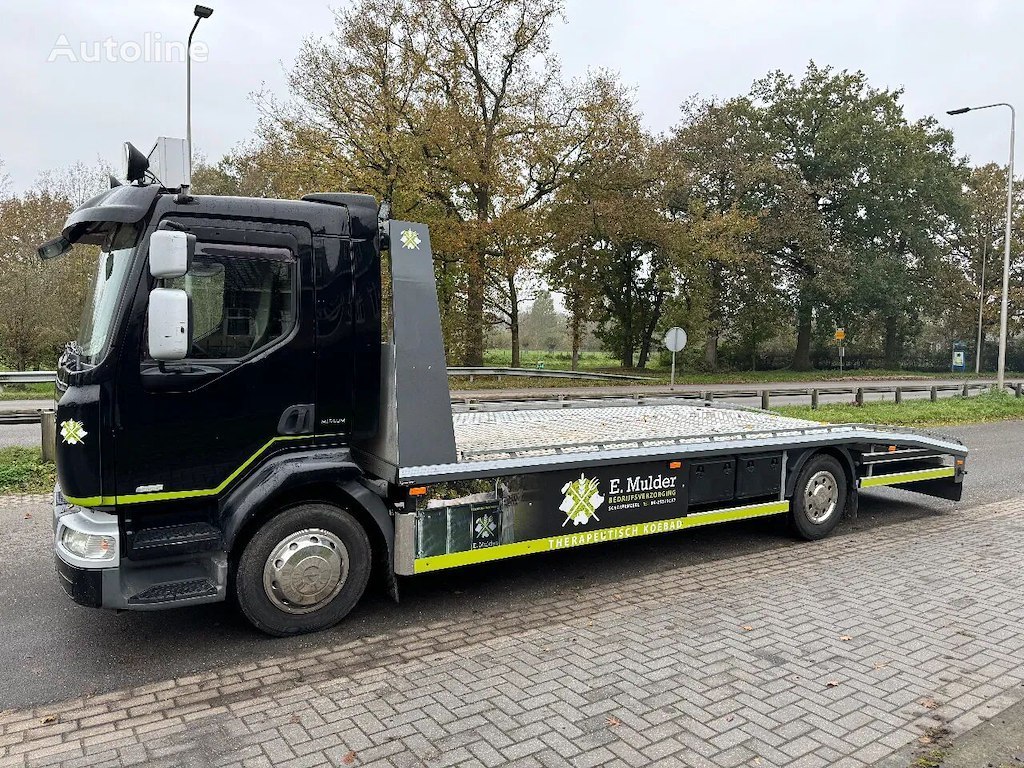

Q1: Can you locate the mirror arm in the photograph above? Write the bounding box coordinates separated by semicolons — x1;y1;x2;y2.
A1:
156;270;168;373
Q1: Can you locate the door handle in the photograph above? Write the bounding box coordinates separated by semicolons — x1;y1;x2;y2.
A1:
140;364;223;393
278;404;315;435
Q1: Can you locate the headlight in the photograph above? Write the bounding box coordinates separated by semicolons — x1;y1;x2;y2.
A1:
60;528;116;561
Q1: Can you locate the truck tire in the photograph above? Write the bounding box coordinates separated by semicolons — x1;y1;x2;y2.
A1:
235;503;372;636
790;454;847;541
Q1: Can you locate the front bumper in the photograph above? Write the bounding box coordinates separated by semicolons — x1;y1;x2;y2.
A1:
55;555;103;607
52;486;119;608
52;486;228;611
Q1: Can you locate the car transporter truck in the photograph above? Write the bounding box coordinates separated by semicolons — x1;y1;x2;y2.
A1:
44;139;968;635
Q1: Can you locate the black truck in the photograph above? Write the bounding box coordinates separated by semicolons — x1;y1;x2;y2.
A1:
46;160;967;635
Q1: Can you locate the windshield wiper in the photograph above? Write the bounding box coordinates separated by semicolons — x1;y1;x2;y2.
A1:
59;341;84;373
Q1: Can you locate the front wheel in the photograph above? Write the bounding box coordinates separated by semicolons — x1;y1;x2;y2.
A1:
790;454;847;541
235;503;371;636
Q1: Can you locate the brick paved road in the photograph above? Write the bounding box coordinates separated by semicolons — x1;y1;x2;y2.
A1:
2;495;1023;768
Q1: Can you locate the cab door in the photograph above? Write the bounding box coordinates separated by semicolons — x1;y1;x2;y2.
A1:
113;219;316;506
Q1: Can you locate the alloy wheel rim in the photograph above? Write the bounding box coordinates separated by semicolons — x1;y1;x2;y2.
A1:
804;470;839;524
263;528;349;614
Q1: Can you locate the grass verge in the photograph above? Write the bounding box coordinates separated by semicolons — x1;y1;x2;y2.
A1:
0;447;55;495
775;391;1024;427
0;383;54;401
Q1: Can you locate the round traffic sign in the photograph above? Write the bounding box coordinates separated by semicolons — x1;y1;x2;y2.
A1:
664;327;687;352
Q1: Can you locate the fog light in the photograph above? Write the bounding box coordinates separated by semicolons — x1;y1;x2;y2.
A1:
61;528;116;560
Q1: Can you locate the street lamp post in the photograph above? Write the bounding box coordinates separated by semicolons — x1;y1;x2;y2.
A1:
948;103;1015;391
186;5;214;187
975;226;988;374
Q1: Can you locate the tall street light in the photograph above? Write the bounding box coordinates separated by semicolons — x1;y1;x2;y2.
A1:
948;103;1015;391
186;5;214;186
975;226;988;374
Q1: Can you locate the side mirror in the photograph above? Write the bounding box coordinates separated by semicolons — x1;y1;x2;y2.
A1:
148;288;192;361
149;230;195;279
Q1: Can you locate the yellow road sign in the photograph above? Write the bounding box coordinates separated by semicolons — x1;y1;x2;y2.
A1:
835;328;846;341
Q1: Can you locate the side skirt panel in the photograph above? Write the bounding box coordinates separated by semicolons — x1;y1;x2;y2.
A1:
413;500;789;574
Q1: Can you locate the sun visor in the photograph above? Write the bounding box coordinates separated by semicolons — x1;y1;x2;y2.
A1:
61;184;161;245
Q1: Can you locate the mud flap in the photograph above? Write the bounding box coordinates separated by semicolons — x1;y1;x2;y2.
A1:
844;485;859;520
387;574;400;603
892;476;963;502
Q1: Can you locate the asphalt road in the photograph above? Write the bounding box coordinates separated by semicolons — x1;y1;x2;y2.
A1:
0;420;1019;713
0;398;50;448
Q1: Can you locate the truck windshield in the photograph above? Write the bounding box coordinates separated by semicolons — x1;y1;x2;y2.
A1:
77;223;141;365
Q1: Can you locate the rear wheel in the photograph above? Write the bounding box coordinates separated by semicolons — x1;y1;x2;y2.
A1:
790;454;847;541
235;503;371;636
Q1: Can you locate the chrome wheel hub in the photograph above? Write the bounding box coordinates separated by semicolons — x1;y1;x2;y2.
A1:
263;528;348;614
804;470;839;524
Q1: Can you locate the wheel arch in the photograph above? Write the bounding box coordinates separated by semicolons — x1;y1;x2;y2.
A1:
219;448;397;599
785;445;858;515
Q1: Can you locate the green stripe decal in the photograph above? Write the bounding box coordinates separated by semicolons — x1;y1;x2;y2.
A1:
69;434;337;508
860;466;956;488
413;500;790;574
64;495;116;507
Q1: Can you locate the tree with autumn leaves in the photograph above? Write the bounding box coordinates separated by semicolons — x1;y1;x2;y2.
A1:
5;2;1022;373
225;0;993;372
0;160;107;370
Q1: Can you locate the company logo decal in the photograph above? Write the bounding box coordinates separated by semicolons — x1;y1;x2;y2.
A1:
400;228;421;250
59;419;88;445
475;513;497;539
560;473;604;527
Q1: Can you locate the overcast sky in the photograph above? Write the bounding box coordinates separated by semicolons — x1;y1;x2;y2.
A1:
1;0;1021;194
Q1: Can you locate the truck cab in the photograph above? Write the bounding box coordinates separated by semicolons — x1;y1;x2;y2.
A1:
51;178;398;634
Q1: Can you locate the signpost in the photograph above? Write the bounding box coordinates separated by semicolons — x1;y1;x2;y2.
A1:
664;327;687;387
952;342;967;373
835;328;846;373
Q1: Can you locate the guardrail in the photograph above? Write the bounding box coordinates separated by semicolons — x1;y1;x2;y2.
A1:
0;412;48;425
0;368;656;387
0;370;56;385
727;382;1003;410
453;381;1023;408
447;366;655;382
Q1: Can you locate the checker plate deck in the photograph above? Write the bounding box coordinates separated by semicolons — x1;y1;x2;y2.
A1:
452;403;837;461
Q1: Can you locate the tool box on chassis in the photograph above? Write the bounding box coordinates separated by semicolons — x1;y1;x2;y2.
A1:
48;183;967;636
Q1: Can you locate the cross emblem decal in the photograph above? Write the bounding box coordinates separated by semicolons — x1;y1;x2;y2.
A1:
60;419;88;446
400;229;421;250
559;474;604;527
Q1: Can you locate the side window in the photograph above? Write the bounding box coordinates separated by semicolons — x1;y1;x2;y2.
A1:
168;243;296;360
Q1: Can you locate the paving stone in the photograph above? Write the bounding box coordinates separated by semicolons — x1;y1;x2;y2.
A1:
3;496;1024;767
